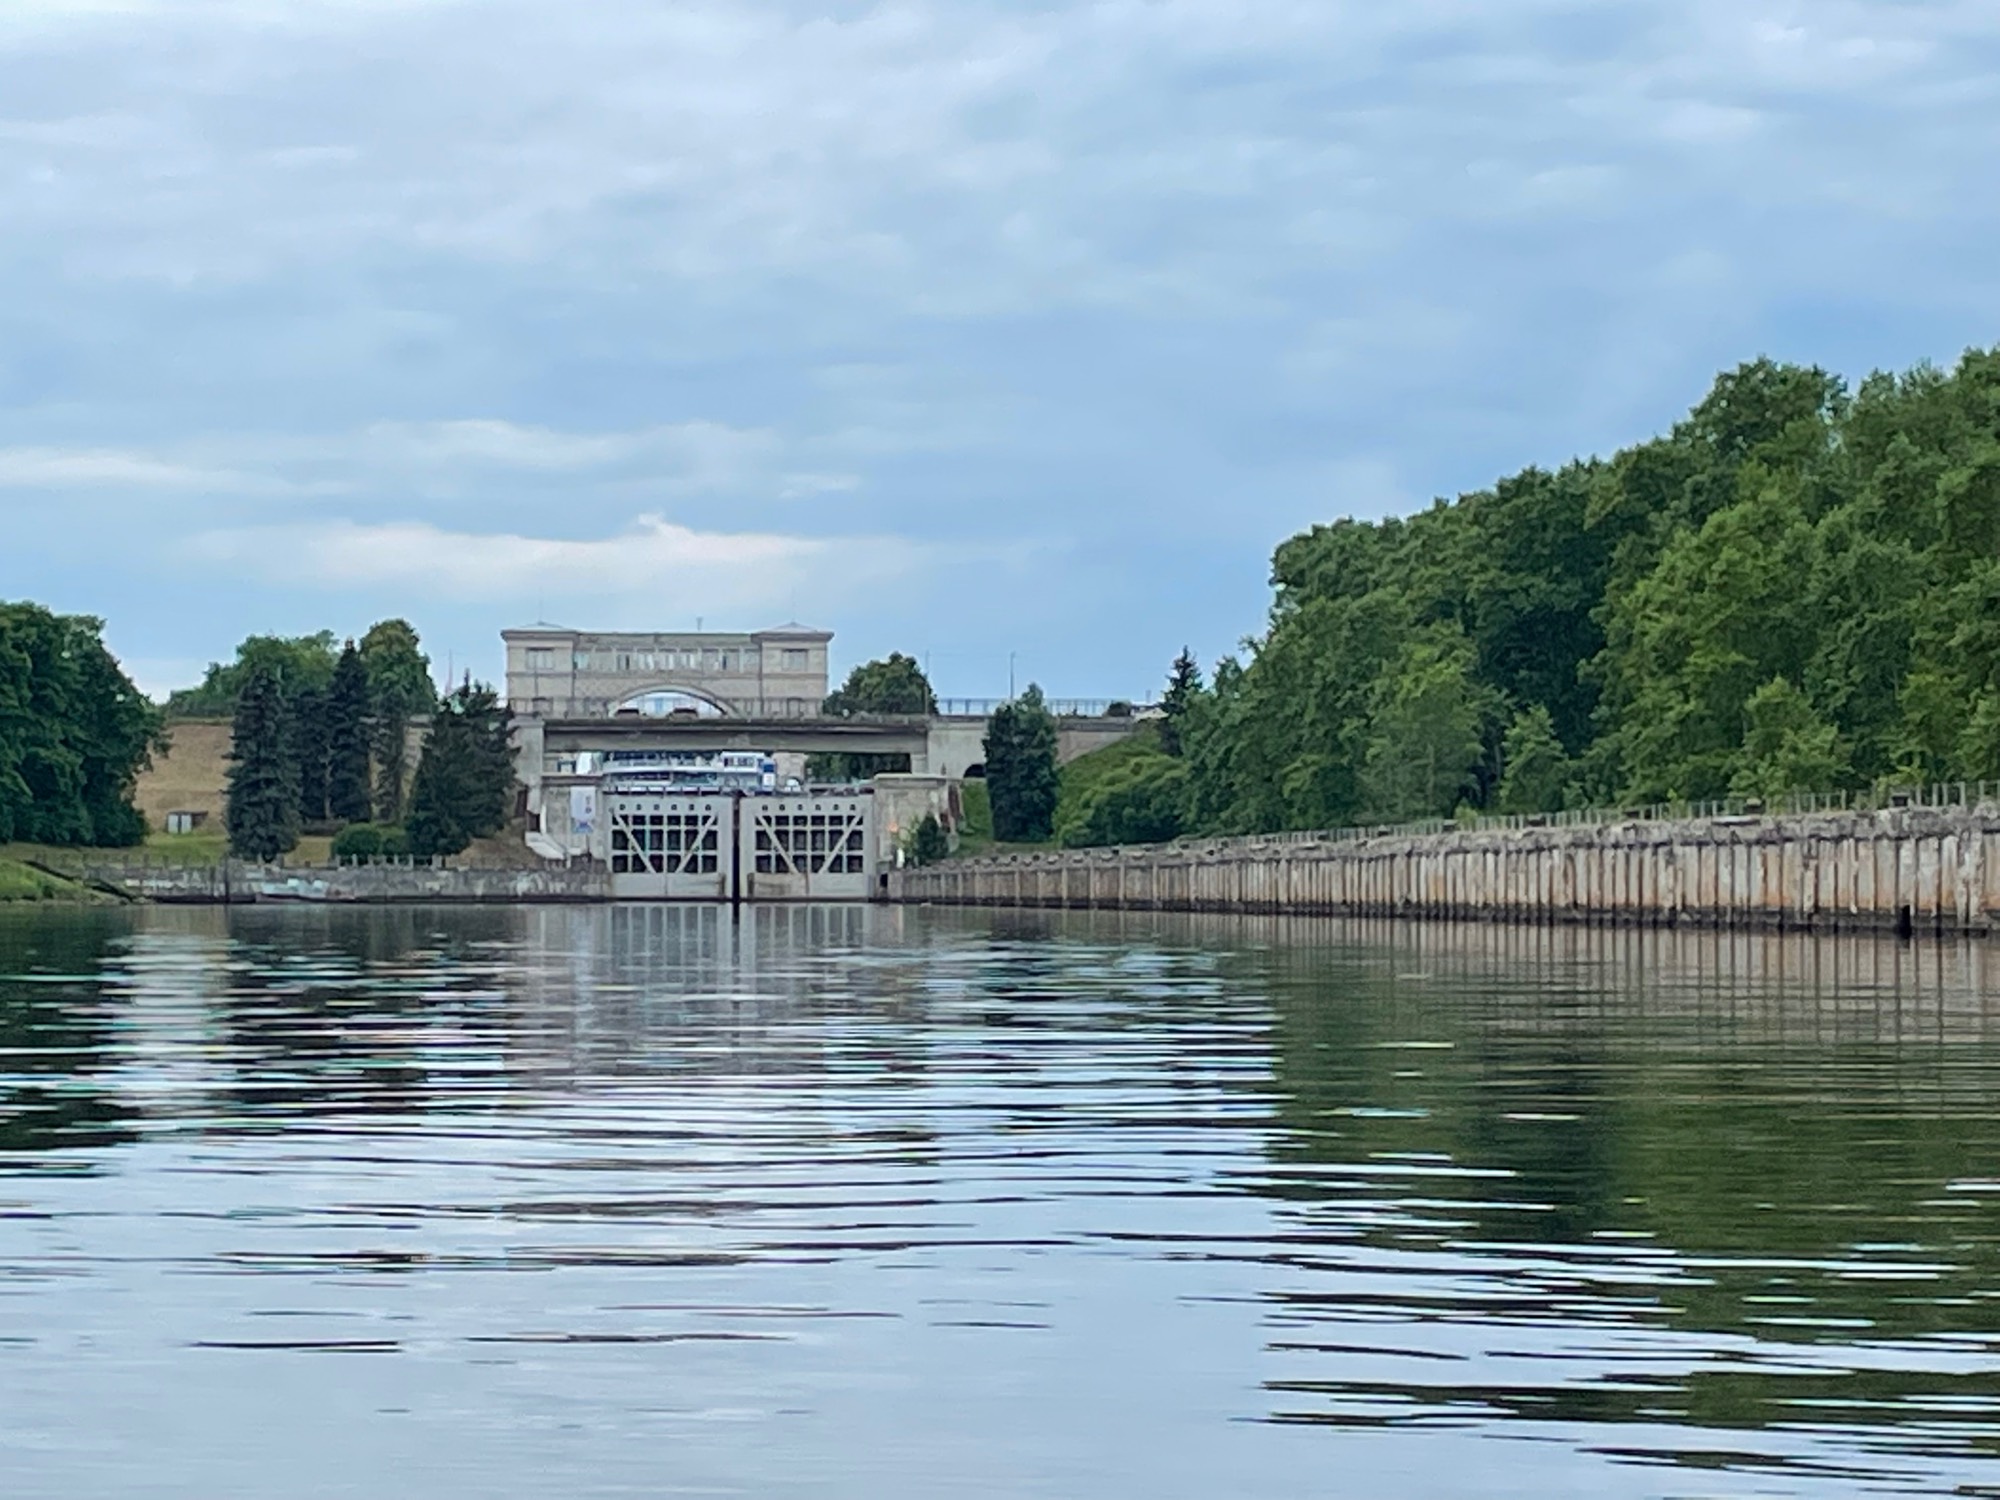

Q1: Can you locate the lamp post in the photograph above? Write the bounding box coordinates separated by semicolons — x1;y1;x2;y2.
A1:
1008;652;1016;701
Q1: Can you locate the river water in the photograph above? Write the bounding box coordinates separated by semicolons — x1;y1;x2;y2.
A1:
3;904;1999;1498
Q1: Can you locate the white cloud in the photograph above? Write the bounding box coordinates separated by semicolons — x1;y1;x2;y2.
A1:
349;419;784;492
0;446;276;491
0;419;821;504
183;513;933;611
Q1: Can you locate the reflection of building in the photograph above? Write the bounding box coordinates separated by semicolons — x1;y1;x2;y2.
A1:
503;624;832;719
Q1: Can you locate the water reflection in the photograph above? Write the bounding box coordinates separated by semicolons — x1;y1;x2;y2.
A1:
0;910;135;1160
1;904;1997;1497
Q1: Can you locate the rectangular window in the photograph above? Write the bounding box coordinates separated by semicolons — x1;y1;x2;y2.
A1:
781;648;807;670
526;647;555;670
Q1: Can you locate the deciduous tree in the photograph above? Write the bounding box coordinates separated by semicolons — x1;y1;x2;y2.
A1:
984;685;1060;843
810;652;936;781
360;619;435;822
0;602;161;847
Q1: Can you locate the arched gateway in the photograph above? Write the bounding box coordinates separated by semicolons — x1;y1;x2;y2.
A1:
504;624;832;719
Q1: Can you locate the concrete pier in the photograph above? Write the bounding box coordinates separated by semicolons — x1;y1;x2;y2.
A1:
889;806;2000;935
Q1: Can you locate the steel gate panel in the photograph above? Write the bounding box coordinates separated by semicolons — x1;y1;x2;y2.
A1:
608;792;730;900
742;793;873;902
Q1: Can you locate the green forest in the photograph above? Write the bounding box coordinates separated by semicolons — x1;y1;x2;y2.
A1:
1065;349;2000;846
0;603;161;847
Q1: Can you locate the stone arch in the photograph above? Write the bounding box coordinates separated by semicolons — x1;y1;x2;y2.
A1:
612;682;735;716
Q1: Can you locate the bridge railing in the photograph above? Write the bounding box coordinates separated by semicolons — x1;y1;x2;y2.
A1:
932;698;1147;719
524;697;1154;721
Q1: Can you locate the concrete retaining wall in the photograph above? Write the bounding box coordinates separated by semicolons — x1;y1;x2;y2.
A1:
81;860;607;905
890;807;2000;934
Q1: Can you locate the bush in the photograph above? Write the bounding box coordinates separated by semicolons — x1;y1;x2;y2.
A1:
905;813;950;867
331;824;408;863
1058;753;1189;848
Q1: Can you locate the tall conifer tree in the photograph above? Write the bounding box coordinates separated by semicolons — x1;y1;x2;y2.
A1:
324;642;373;823
225;662;301;862
405;681;514;858
1159;648;1202;757
293;684;330;824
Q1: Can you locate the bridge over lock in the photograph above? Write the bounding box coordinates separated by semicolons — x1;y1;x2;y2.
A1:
505;625;1144;899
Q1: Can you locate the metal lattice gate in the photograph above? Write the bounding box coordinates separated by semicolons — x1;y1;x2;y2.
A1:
742;794;872;902
608;793;729;900
603;789;874;901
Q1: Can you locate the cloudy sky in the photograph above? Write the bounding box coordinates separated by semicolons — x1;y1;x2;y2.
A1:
4;0;1998;701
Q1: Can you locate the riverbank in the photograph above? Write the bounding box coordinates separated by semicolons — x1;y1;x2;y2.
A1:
52;857;605;905
0;858;70;902
893;802;2000;936
0;856;123;904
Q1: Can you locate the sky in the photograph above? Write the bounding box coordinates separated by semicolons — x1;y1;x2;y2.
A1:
3;0;1999;703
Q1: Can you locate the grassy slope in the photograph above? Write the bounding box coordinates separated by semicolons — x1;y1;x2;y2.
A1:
0;859;64;901
952;724;1164;857
0;857;108;903
3;832;336;874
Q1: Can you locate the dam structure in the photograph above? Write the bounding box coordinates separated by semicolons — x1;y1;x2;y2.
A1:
504;623;1141;900
890;791;2000;937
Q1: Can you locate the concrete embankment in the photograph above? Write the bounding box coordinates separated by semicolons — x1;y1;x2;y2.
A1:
74;860;607;905
890;806;2000;935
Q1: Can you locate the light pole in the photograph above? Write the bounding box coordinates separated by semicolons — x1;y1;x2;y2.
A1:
1008;652;1016;701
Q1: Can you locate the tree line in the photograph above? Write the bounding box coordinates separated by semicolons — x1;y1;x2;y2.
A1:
0;602;161;847
1059;348;2000;846
210;622;514;863
177;622;436;827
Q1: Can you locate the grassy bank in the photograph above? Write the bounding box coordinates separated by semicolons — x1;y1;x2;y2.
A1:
950;726;1165;859
0;857;107;904
2;831;336;880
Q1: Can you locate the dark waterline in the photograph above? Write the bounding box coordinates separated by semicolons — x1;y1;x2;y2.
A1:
3;904;1998;1498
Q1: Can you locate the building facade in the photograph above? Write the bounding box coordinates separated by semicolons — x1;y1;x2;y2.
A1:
503;624;832;719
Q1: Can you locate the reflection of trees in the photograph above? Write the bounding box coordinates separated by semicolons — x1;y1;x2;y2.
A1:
1044;910;2000;1461
1255;939;1626;1248
0;911;134;1159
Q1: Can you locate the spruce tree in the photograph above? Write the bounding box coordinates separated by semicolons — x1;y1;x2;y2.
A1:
983;684;1061;843
405;681;515;858
324;642;373;823
293;684;330;825
459;682;517;837
1159;647;1203;757
225;662;301;862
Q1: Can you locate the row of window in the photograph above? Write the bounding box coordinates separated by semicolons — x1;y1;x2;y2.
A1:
524;647;813;674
